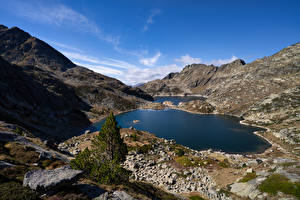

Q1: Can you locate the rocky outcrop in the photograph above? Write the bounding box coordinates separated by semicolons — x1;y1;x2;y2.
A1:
243;86;300;144
23;165;82;192
178;100;215;113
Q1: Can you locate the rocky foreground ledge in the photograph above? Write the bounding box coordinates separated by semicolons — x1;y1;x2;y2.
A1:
61;125;300;200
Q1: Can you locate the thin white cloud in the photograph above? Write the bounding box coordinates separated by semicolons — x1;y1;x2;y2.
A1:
143;9;161;31
9;0;119;45
122;64;181;85
175;54;238;66
206;56;238;66
61;51;101;64
74;62;123;76
47;41;83;53
139;52;161;66
62;50;180;85
174;54;202;65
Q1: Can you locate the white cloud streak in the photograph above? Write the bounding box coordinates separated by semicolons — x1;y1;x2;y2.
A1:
206;56;238;66
49;41;83;53
143;9;161;31
139;52;161;66
10;0;119;45
175;54;238;66
174;54;202;65
62;50;180;85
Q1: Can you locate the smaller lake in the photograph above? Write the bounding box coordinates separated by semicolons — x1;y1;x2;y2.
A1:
91;109;270;154
154;96;206;105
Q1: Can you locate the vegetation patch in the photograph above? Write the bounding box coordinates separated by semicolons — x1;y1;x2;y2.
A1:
71;113;130;185
189;195;205;200
0;175;39;200
239;172;257;183
175;148;185;157
175;156;194;167
218;159;230;168
258;174;300;198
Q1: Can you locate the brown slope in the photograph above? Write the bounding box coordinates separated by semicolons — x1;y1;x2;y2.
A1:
0;25;153;113
0;56;90;141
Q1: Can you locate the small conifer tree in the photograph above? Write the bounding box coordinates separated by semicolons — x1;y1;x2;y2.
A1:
92;112;127;163
71;112;129;184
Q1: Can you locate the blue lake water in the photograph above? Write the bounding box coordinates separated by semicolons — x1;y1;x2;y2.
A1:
91;109;270;154
154;96;206;105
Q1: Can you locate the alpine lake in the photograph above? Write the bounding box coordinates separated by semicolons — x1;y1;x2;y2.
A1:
90;96;271;154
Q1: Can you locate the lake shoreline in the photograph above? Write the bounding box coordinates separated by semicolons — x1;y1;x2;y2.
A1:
89;105;273;156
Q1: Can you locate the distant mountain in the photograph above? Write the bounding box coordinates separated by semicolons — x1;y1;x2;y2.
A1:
141;44;300;144
141;44;300;115
0;25;153;141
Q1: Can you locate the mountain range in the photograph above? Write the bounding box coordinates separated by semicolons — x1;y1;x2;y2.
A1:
0;25;152;141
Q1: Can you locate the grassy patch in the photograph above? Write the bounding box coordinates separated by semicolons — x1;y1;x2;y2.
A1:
218;187;231;197
175;156;194;167
6;143;40;164
137;144;153;154
189;195;205;200
130;132;138;141
218;159;230;168
174;148;185;157
174;156;215;168
13;127;23;135
259;174;300;198
239;172;257;183
0;177;39;200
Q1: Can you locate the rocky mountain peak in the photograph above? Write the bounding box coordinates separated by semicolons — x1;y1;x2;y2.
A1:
219;59;246;69
0;25;76;72
0;24;8;31
163;72;179;80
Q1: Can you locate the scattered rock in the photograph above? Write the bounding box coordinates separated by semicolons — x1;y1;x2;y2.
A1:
23;165;82;192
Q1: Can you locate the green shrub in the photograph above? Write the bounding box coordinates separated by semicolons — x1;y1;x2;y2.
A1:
137;144;153;154
259;174;300;198
189;195;205;200
175;148;185;157
0;180;39;200
131;132;138;141
90;160;131;184
239;172;257;182
13;127;23;135
71;113;129;184
70;148;92;171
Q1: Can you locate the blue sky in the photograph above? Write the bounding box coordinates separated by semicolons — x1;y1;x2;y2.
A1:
0;0;299;85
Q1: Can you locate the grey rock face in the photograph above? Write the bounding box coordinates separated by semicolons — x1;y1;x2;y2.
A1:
111;191;136;200
23;165;82;192
0;161;15;169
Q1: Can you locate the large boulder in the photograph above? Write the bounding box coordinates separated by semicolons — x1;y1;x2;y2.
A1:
23;165;82;192
111;191;136;200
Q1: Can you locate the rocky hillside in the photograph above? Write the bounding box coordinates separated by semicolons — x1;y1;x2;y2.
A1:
0;25;153;140
141;43;300;145
141;44;299;115
0;25;153;112
0;57;91;141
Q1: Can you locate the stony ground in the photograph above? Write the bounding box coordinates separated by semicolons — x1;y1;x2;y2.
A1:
61;123;300;200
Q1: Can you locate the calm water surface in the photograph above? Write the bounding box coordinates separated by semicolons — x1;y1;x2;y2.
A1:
154;96;205;105
92;109;270;154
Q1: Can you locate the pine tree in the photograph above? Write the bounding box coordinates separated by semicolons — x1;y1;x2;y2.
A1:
71;112;129;184
92;112;127;163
